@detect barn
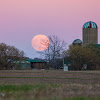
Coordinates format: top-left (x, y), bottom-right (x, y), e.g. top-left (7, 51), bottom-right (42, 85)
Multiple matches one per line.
top-left (26, 59), bottom-right (47, 69)
top-left (12, 59), bottom-right (47, 70)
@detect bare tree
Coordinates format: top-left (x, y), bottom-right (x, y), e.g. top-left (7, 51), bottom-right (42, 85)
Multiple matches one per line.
top-left (0, 43), bottom-right (25, 70)
top-left (38, 35), bottom-right (67, 69)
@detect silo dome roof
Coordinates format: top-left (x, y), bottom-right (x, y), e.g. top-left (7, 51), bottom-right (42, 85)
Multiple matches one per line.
top-left (72, 39), bottom-right (82, 44)
top-left (83, 21), bottom-right (98, 28)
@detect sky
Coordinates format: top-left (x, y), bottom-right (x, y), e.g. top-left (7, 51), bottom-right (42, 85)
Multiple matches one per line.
top-left (0, 0), bottom-right (100, 58)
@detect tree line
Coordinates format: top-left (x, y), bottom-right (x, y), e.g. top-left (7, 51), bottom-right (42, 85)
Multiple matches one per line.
top-left (0, 35), bottom-right (100, 70)
top-left (63, 44), bottom-right (100, 70)
top-left (39, 35), bottom-right (100, 70)
top-left (0, 43), bottom-right (25, 70)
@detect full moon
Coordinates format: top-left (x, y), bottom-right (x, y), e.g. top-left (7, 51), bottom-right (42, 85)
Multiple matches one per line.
top-left (32, 35), bottom-right (50, 51)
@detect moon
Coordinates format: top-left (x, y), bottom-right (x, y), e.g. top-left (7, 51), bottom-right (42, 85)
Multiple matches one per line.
top-left (32, 35), bottom-right (50, 51)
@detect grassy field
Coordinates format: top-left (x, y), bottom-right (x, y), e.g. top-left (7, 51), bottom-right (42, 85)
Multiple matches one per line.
top-left (0, 70), bottom-right (100, 100)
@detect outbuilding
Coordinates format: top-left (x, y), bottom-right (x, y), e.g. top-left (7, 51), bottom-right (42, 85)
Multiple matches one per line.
top-left (26, 59), bottom-right (47, 69)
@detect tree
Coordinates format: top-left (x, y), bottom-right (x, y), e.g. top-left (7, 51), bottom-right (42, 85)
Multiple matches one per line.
top-left (64, 44), bottom-right (100, 70)
top-left (0, 43), bottom-right (25, 70)
top-left (39, 35), bottom-right (67, 69)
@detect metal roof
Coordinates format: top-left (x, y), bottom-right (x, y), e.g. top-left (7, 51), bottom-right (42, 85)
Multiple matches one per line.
top-left (73, 39), bottom-right (82, 44)
top-left (83, 21), bottom-right (98, 28)
top-left (95, 44), bottom-right (100, 48)
top-left (86, 44), bottom-right (100, 49)
top-left (12, 60), bottom-right (30, 64)
top-left (26, 59), bottom-right (46, 63)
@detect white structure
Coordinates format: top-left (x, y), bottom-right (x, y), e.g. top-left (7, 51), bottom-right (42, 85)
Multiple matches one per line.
top-left (64, 64), bottom-right (68, 71)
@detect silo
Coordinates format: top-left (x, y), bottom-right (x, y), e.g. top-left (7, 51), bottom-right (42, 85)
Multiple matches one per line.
top-left (72, 39), bottom-right (82, 46)
top-left (83, 21), bottom-right (98, 46)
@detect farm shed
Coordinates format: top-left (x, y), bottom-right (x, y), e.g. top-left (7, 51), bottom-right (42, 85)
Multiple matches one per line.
top-left (12, 59), bottom-right (46, 70)
top-left (26, 59), bottom-right (47, 69)
top-left (12, 60), bottom-right (31, 70)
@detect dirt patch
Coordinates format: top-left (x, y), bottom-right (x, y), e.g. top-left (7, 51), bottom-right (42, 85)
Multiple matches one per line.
top-left (0, 70), bottom-right (100, 85)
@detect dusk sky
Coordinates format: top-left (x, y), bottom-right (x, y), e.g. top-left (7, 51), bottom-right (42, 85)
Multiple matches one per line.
top-left (0, 0), bottom-right (100, 58)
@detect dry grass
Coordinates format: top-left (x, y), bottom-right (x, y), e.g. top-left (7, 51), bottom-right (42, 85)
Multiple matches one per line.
top-left (0, 70), bottom-right (100, 100)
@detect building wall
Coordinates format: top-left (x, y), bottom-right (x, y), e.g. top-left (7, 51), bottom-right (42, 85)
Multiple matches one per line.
top-left (83, 28), bottom-right (98, 46)
top-left (31, 62), bottom-right (46, 69)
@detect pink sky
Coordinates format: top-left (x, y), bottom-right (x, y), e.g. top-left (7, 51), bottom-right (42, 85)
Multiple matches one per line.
top-left (0, 0), bottom-right (100, 58)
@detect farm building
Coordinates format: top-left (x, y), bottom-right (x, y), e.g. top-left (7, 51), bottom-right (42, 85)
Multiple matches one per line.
top-left (12, 60), bottom-right (31, 70)
top-left (64, 44), bottom-right (100, 71)
top-left (26, 59), bottom-right (46, 69)
top-left (63, 58), bottom-right (72, 71)
top-left (12, 59), bottom-right (47, 70)
top-left (72, 39), bottom-right (82, 46)
top-left (83, 21), bottom-right (98, 46)
top-left (64, 21), bottom-right (100, 71)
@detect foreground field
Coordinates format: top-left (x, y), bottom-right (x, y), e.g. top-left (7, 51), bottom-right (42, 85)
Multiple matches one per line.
top-left (0, 70), bottom-right (100, 100)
